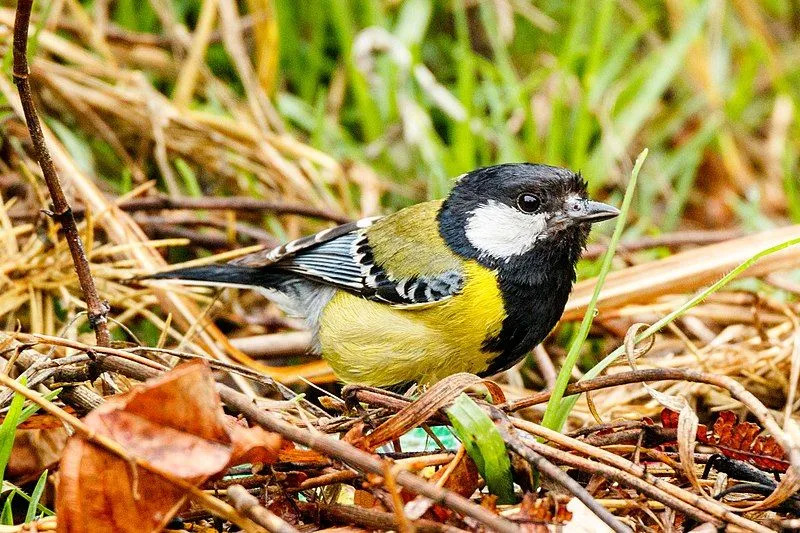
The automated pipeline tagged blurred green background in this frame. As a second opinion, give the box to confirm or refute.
[112,0,800,234]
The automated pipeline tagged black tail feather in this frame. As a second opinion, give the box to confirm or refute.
[146,264,285,288]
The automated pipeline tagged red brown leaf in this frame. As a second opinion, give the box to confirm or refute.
[660,408,789,472]
[56,360,281,533]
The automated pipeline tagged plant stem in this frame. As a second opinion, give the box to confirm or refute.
[12,0,110,347]
[541,149,648,431]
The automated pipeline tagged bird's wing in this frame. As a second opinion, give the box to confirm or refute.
[231,203,465,306]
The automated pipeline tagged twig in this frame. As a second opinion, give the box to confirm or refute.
[511,418,773,533]
[532,344,557,389]
[9,195,350,224]
[490,409,633,533]
[12,0,110,346]
[217,384,519,533]
[0,333,103,413]
[297,501,467,533]
[226,485,299,533]
[117,194,350,223]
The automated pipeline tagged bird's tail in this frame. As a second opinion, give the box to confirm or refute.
[146,264,285,290]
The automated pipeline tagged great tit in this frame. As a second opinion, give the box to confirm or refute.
[149,163,619,388]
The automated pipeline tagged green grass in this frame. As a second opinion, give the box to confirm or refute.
[46,0,792,225]
[541,149,647,432]
[0,384,58,525]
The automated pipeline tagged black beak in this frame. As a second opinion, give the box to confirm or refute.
[565,198,620,223]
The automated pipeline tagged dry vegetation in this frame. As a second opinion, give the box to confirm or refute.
[0,0,799,531]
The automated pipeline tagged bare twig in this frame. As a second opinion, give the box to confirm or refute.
[226,485,299,533]
[490,409,633,533]
[511,418,773,533]
[297,501,467,533]
[9,193,350,224]
[12,0,110,346]
[116,194,351,223]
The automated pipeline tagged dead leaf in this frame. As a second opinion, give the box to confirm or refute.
[661,408,789,472]
[7,428,67,483]
[56,360,281,533]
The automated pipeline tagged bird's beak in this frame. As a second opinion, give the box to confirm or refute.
[565,198,620,224]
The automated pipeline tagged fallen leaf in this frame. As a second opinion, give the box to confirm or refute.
[7,427,67,483]
[661,408,789,472]
[56,360,281,533]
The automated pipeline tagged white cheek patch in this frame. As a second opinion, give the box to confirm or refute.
[464,200,548,260]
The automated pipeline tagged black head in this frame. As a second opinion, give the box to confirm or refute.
[438,163,618,284]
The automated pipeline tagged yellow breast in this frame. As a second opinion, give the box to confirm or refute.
[318,261,506,387]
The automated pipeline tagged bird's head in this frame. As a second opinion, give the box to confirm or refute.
[438,163,618,275]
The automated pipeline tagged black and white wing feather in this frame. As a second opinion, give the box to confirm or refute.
[232,216,464,307]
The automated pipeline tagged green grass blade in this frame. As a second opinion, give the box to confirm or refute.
[1,491,14,525]
[175,158,202,197]
[446,393,515,504]
[25,470,47,523]
[614,0,710,147]
[327,0,381,141]
[19,389,60,425]
[451,0,476,173]
[541,149,648,431]
[554,235,800,427]
[0,377,27,484]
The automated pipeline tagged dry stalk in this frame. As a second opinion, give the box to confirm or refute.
[491,409,633,533]
[217,384,520,533]
[511,418,774,533]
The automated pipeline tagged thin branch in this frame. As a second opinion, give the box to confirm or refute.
[582,229,744,259]
[12,0,110,346]
[226,485,299,533]
[117,194,351,223]
[490,409,633,533]
[297,501,466,533]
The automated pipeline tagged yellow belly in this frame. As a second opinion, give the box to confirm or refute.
[318,261,506,386]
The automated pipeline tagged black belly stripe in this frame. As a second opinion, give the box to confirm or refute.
[479,269,574,377]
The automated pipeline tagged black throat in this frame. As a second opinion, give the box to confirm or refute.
[438,201,588,376]
[479,235,583,375]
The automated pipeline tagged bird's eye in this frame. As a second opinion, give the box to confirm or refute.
[516,193,541,213]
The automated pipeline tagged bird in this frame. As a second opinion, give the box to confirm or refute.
[148,163,619,389]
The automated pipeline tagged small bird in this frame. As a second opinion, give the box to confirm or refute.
[149,164,618,388]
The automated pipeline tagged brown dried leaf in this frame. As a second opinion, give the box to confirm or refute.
[7,428,67,483]
[226,417,282,467]
[661,409,789,472]
[433,455,480,498]
[364,373,504,451]
[514,493,572,532]
[56,360,281,533]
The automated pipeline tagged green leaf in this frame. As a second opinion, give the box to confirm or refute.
[1,490,14,525]
[25,470,48,523]
[446,393,514,504]
[19,389,60,426]
[0,377,27,484]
